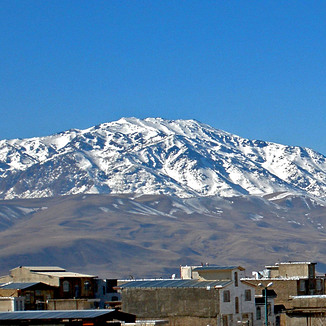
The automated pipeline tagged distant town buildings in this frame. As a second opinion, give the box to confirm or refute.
[0,262,326,325]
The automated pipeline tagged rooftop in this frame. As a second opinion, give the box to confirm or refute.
[34,271,97,278]
[0,282,43,290]
[193,265,244,271]
[266,262,315,268]
[11,266,97,278]
[278,262,315,265]
[120,279,232,289]
[0,309,115,320]
[15,266,66,272]
[242,277,308,281]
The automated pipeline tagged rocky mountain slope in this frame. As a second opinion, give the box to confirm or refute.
[1,192,326,278]
[1,117,326,200]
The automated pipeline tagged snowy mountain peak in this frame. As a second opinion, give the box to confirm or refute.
[1,117,326,200]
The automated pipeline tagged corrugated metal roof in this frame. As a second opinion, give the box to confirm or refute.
[0,309,115,320]
[121,279,231,289]
[0,282,41,290]
[193,265,244,271]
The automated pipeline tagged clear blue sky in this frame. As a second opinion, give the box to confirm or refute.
[1,1,326,153]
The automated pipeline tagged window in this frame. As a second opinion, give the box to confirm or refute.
[316,279,322,291]
[84,281,91,293]
[25,292,31,304]
[256,307,261,320]
[74,285,80,298]
[235,296,239,314]
[234,272,238,287]
[222,315,228,326]
[223,290,230,302]
[245,289,251,301]
[63,280,70,293]
[102,285,106,295]
[299,279,306,292]
[309,264,314,278]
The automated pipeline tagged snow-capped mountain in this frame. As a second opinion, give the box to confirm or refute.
[1,117,326,200]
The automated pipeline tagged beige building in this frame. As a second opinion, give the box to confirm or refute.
[0,282,55,310]
[0,266,97,299]
[284,295,326,325]
[0,266,99,310]
[245,262,323,309]
[0,266,97,297]
[244,261,326,326]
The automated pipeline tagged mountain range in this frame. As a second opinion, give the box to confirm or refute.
[1,117,326,200]
[1,118,326,278]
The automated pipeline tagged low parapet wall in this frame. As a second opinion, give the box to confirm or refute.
[47,298,100,310]
[290,295,326,308]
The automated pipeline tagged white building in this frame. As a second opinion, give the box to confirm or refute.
[181,265,256,325]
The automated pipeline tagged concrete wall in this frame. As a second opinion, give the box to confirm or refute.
[180,266,192,280]
[181,266,245,282]
[195,269,246,282]
[47,298,99,310]
[268,267,279,278]
[278,263,311,278]
[122,287,220,323]
[197,270,232,281]
[0,297,24,311]
[0,298,14,311]
[291,295,326,308]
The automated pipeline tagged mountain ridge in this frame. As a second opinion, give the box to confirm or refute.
[1,117,326,200]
